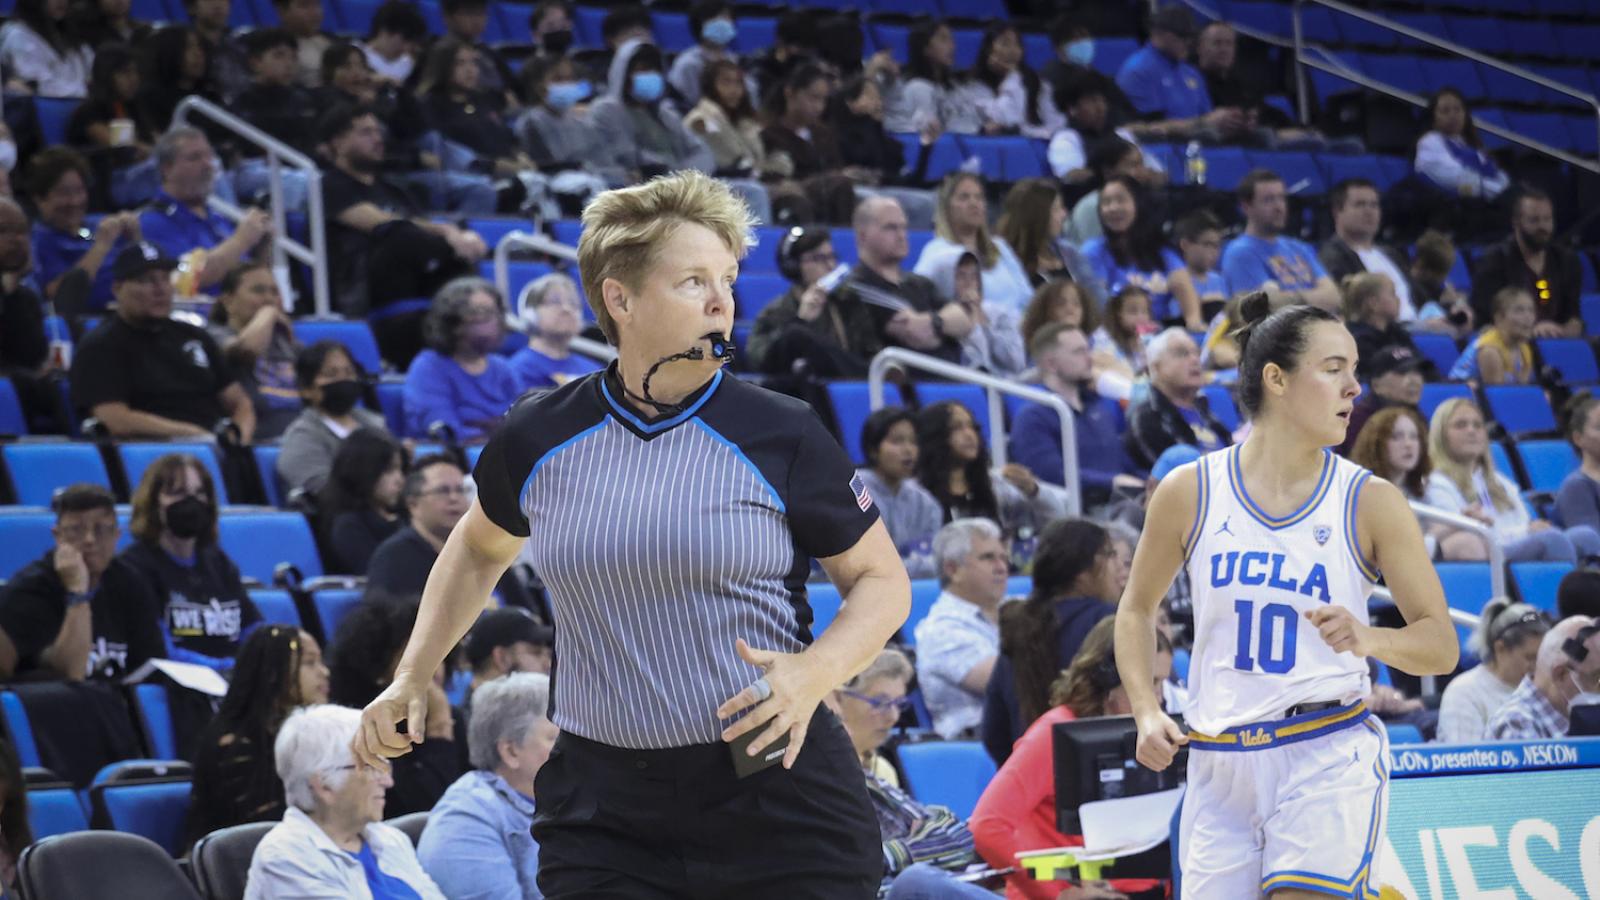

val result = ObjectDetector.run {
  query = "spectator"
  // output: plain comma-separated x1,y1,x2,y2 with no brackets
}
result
138,127,273,292
594,4,651,80
268,0,330,87
1426,397,1600,562
1082,175,1201,329
915,173,1034,314
208,263,299,440
1415,87,1508,202
1012,324,1138,507
1019,278,1095,356
0,485,140,681
1046,73,1166,190
828,73,940,231
1557,569,1600,620
359,0,427,86
591,40,715,181
1411,229,1472,330
1486,615,1598,740
1338,345,1424,456
443,0,520,105
1125,328,1229,468
464,609,553,694
100,453,263,675
667,0,742,107
915,518,1007,740
137,26,217,131
27,147,137,310
855,407,943,578
1343,273,1424,382
230,29,324,209
844,196,972,365
1437,599,1548,743
183,0,251,102
516,54,622,193
1349,405,1480,561
1450,286,1536,385
1114,5,1243,142
1318,177,1426,327
1090,284,1152,382
416,38,538,179
71,0,151,48
1558,392,1600,532
1064,135,1160,245
919,247,1024,375
65,45,159,208
318,103,484,361
1193,21,1330,149
971,617,1171,900
745,9,819,106
1038,15,1134,128
0,0,92,97
276,341,387,495
1176,209,1227,320
997,178,1072,287
982,518,1123,763
0,198,52,425
527,0,574,61
684,59,781,183
760,63,850,225
185,625,331,847
510,273,602,390
0,739,30,897
1468,187,1582,337
961,23,1064,140
915,400,1070,536
881,19,981,135
402,277,521,441
244,705,444,898
418,672,555,900
747,226,878,377
315,427,405,574
70,242,257,440
1220,169,1339,308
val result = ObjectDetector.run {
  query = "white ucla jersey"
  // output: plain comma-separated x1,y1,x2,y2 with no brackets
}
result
1181,445,1376,734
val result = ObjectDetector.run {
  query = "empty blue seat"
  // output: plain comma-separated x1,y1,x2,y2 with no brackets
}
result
897,742,996,819
27,786,88,839
551,218,583,246
1248,150,1325,195
0,511,56,581
218,512,322,583
95,780,192,857
375,380,405,434
914,383,990,443
1,691,41,767
907,229,935,266
484,260,555,306
807,582,842,636
1092,37,1139,78
572,5,606,48
1386,723,1423,745
1317,154,1383,191
1417,383,1471,420
1021,32,1053,71
730,17,775,55
1226,1,1292,37
131,684,178,761
1510,561,1572,615
826,382,874,465
1515,439,1577,495
463,217,530,249
1483,385,1557,435
870,23,910,64
1555,23,1600,61
253,445,285,507
1489,441,1518,485
734,274,791,321
1507,112,1572,152
1410,332,1460,376
745,226,792,275
1197,147,1251,192
312,588,362,642
2,442,111,506
1443,15,1508,54
650,11,692,52
492,3,534,44
1006,575,1031,597
956,135,1006,182
1503,20,1558,58
413,0,445,35
331,0,380,33
1536,338,1598,384
940,0,1002,19
1335,15,1396,48
1479,65,1542,105
901,579,942,646
119,443,229,504
1358,52,1426,97
1584,294,1600,337
1201,383,1240,433
32,98,81,147
1418,57,1484,101
1373,156,1411,192
0,377,28,434
830,228,858,267
951,28,982,69
1434,561,1493,647
249,589,303,627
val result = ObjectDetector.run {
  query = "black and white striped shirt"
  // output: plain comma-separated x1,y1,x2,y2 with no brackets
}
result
474,365,879,749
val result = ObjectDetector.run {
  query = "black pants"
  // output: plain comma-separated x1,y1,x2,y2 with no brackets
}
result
533,707,881,899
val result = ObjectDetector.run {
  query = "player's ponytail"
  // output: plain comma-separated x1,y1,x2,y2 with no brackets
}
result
1231,291,1341,420
1002,518,1112,725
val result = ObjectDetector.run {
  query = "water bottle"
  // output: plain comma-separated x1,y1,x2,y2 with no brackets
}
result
1185,141,1207,187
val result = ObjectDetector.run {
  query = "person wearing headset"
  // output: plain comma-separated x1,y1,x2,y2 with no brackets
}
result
510,272,603,390
745,226,882,377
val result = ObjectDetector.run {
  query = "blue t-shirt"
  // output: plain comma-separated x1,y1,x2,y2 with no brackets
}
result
32,222,123,310
1179,405,1226,452
402,349,524,440
138,190,237,263
1220,233,1328,296
510,344,602,391
1009,391,1135,491
1082,238,1186,323
1115,45,1212,120
1193,269,1228,303
348,840,423,900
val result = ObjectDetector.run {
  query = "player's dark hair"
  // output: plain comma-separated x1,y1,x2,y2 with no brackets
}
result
1001,518,1111,725
1231,291,1341,419
914,401,998,524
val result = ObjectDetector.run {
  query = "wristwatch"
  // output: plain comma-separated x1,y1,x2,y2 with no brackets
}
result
65,590,91,608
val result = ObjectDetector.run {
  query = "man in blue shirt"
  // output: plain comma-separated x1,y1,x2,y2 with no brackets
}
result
1115,5,1245,141
1221,168,1341,310
138,127,272,294
1010,323,1140,509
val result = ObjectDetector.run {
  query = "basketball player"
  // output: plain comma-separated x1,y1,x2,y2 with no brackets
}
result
1114,294,1458,899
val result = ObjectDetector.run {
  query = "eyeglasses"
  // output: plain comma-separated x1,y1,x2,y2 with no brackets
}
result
840,689,911,714
418,485,471,498
58,523,119,542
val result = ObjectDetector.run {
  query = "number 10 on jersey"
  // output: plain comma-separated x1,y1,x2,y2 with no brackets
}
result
1233,600,1299,673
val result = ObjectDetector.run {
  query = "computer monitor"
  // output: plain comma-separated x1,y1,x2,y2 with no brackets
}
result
1052,714,1187,835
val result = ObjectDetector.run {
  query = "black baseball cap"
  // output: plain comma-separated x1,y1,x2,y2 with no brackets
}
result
1368,345,1424,380
111,241,179,282
1150,5,1197,37
466,608,553,668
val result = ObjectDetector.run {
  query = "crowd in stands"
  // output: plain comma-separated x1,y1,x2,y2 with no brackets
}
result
2,0,1600,896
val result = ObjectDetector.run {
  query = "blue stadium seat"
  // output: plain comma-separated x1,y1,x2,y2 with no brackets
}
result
413,0,445,35
551,218,583,246
1410,332,1460,376
1482,385,1557,435
1535,338,1598,385
807,582,842,636
375,380,405,435
951,28,982,69
0,377,28,434
1510,562,1572,615
94,781,192,857
0,691,41,767
746,226,791,275
1443,14,1508,54
572,5,606,48
650,11,693,52
826,382,874,465
1489,441,1517,485
2,442,112,506
830,228,858,267
1515,440,1577,495
0,511,56,581
1373,156,1411,192
119,443,229,504
940,0,1002,19
897,742,995,820
1021,32,1053,71
907,229,935,265
1296,5,1339,44
870,23,910,64
131,684,178,761
462,217,529,250
253,445,284,507
1226,1,1292,37
1434,562,1493,646
331,0,380,33
218,512,322,583
227,0,264,26
1507,112,1572,152
1446,252,1472,293
492,3,534,44
1478,65,1542,105
956,135,1006,182
998,137,1045,181
1006,575,1031,597
1419,57,1485,101
1584,294,1600,337
312,588,362,642
901,579,942,647
32,98,81,147
913,383,990,443
1197,147,1251,192
1092,37,1138,78
249,589,303,627
1201,383,1240,433
1317,154,1383,192
1357,53,1426,97
734,275,790,321
1555,24,1600,61
1417,383,1471,420
1503,20,1558,58
1334,14,1396,48
730,17,775,56
27,786,89,839
1583,255,1599,294
1249,150,1325,195
484,260,556,306
1386,723,1423,745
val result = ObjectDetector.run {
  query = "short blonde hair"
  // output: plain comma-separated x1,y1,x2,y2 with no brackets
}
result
1340,272,1390,321
577,170,755,345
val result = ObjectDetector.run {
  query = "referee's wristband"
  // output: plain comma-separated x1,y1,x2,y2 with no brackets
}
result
64,591,91,609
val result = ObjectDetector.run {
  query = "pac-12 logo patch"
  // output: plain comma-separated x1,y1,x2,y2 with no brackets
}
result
849,474,874,512
1313,525,1331,545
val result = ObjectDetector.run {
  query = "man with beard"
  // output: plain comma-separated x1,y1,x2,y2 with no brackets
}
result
1469,187,1582,337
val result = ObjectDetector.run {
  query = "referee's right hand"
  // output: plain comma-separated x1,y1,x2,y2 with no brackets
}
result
354,677,429,770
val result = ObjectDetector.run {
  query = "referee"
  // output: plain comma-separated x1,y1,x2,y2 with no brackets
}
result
356,170,911,898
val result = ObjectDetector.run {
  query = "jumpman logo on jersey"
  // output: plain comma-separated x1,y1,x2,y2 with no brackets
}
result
1215,516,1234,537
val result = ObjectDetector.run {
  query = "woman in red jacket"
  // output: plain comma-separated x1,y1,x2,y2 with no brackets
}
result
969,617,1173,900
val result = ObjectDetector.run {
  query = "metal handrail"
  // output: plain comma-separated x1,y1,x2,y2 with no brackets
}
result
171,96,331,314
1408,500,1506,601
1369,585,1477,696
867,347,1081,517
492,231,617,364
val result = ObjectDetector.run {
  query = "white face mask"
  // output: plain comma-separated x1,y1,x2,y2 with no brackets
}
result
1569,670,1600,706
0,140,16,172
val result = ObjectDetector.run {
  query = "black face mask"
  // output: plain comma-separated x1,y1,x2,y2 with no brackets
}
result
164,495,213,540
542,29,574,55
320,379,363,416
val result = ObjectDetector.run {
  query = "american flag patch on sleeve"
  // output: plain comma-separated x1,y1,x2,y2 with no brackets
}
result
849,473,874,511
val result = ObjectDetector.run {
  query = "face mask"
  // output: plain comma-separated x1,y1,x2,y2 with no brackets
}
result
464,320,503,353
1063,38,1095,68
630,71,665,103
541,28,573,55
164,495,213,540
545,79,591,110
0,140,15,173
320,379,363,416
1570,673,1600,708
702,18,736,46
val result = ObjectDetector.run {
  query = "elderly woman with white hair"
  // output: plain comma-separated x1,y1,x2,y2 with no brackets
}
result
416,672,558,899
245,705,443,900
401,276,523,441
509,273,602,391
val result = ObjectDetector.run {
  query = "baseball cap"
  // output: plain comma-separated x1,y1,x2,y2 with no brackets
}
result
1368,345,1424,380
111,241,179,282
466,608,554,668
1151,443,1202,482
1149,5,1197,37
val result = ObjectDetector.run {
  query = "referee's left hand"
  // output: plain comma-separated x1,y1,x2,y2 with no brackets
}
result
718,639,833,769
